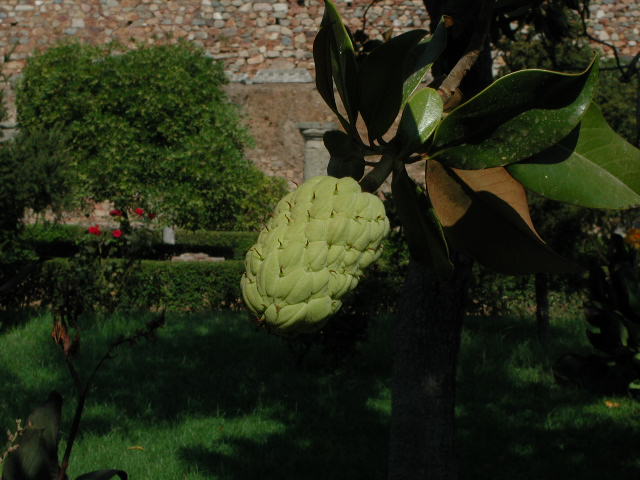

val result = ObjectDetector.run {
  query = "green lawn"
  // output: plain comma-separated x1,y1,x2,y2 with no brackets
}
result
1,309,639,479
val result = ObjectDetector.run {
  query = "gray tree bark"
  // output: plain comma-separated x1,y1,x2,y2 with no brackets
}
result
388,258,472,480
386,2,493,478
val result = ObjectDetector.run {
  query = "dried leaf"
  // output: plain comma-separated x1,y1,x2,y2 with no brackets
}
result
426,160,581,274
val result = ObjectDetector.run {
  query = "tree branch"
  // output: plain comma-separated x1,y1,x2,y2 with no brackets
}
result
437,0,495,106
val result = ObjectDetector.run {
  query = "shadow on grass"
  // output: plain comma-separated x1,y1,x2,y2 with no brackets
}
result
73,311,391,479
2,310,639,480
457,314,640,480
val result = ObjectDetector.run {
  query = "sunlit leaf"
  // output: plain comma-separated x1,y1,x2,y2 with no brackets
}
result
426,160,581,274
507,103,640,209
430,58,599,169
396,87,443,155
401,18,447,107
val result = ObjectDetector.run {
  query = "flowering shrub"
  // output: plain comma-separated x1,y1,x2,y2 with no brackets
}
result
43,207,157,323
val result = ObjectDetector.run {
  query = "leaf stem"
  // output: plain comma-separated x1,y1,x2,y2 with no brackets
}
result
437,0,494,106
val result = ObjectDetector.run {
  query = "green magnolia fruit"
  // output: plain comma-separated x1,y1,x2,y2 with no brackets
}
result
241,175,390,334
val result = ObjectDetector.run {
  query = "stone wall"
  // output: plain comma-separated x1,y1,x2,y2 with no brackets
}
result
0,0,637,80
0,0,638,187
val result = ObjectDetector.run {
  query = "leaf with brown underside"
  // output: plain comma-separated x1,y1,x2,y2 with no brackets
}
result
425,160,581,274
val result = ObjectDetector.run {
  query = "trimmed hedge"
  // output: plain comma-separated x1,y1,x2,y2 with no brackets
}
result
39,258,244,312
22,224,258,260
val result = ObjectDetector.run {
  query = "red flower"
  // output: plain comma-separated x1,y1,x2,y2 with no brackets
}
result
148,213,156,219
109,209,123,217
134,207,145,216
112,229,123,238
88,225,102,235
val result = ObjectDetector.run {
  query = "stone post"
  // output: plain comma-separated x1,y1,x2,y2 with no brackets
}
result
162,226,176,245
297,122,338,180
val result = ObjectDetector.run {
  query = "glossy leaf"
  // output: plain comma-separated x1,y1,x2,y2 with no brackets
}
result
430,58,599,169
426,160,581,274
312,27,337,114
313,13,350,132
75,470,128,480
358,30,428,140
401,18,447,108
396,87,443,155
507,103,640,209
392,165,452,277
321,0,359,125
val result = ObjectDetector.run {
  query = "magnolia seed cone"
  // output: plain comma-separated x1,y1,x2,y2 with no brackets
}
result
241,175,390,335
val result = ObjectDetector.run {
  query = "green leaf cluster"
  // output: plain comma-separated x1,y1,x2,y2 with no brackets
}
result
313,0,640,276
16,42,286,231
554,236,640,396
0,128,74,295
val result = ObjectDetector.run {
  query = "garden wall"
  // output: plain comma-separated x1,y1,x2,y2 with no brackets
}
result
1,0,637,184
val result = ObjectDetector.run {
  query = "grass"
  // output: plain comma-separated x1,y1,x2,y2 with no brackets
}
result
1,308,639,479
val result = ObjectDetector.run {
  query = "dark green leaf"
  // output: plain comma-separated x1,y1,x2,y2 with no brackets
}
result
391,164,452,277
426,161,581,274
396,87,443,155
312,26,337,114
313,27,350,132
322,0,359,125
401,19,447,108
26,392,62,459
323,130,353,156
327,155,365,180
430,58,599,169
507,103,640,209
75,470,128,480
358,30,428,140
324,130,365,180
2,430,59,480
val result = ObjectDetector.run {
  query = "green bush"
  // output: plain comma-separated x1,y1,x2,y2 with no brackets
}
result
0,128,74,300
37,258,245,312
17,41,287,231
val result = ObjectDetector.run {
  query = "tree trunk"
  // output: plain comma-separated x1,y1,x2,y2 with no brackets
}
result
388,258,472,480
386,3,492,478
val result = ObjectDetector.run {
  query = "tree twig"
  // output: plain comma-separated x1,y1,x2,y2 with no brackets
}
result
57,311,165,479
578,10,625,76
437,0,495,105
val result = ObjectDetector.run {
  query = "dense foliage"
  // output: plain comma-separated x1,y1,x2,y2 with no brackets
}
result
0,128,73,297
16,42,287,231
497,10,637,144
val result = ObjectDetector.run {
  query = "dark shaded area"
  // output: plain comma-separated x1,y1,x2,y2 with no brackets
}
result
1,311,639,480
458,315,640,480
